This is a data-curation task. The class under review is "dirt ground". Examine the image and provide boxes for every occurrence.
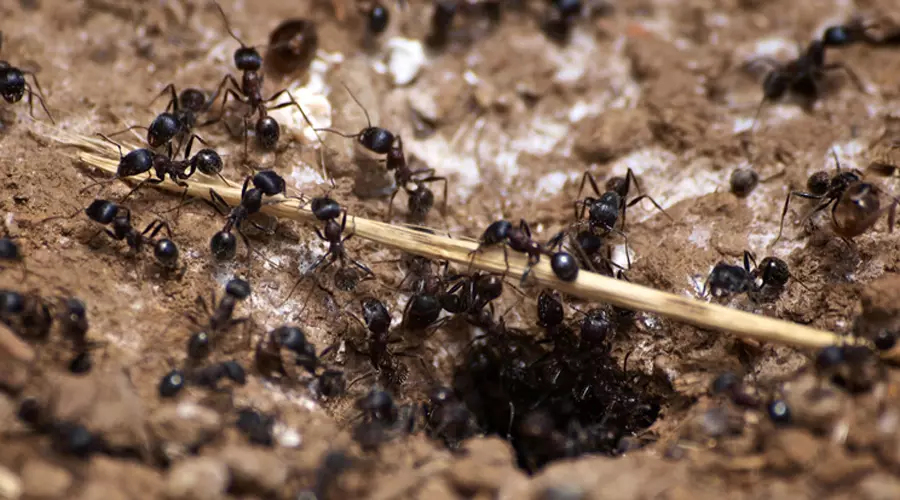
[4,0,900,498]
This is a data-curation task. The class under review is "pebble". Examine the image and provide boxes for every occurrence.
[267,86,333,143]
[21,460,72,498]
[165,457,229,500]
[573,108,651,163]
[387,38,426,86]
[221,445,288,494]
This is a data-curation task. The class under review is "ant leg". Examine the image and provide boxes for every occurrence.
[418,176,448,215]
[772,190,826,246]
[106,125,151,138]
[148,83,178,112]
[624,168,644,196]
[624,194,673,229]
[119,177,154,203]
[265,91,324,143]
[821,63,867,93]
[22,74,54,123]
[576,171,603,202]
[545,230,566,251]
[348,258,375,280]
[202,75,244,124]
[520,219,532,239]
[202,85,247,128]
[610,228,632,268]
[207,189,231,215]
[386,187,401,221]
[743,250,758,273]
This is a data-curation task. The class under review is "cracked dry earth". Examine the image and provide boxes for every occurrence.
[4,0,900,499]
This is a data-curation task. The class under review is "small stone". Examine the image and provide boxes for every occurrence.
[21,460,72,498]
[220,445,288,494]
[165,458,229,500]
[387,38,426,86]
[573,108,651,163]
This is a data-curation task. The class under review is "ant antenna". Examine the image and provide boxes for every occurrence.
[340,82,372,129]
[830,148,842,171]
[96,132,125,159]
[213,1,248,48]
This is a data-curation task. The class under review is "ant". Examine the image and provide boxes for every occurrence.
[206,2,319,155]
[0,289,52,340]
[157,360,247,398]
[184,278,251,364]
[541,0,582,42]
[288,196,375,295]
[709,371,762,409]
[83,199,179,268]
[425,1,456,49]
[386,138,448,220]
[469,219,550,283]
[701,250,792,299]
[208,175,277,260]
[17,399,104,458]
[746,39,865,125]
[424,386,477,448]
[363,1,390,36]
[352,388,417,451]
[83,134,224,198]
[110,85,211,152]
[255,325,344,396]
[314,83,396,155]
[346,298,426,390]
[0,32,54,123]
[575,168,670,231]
[773,151,898,244]
[814,344,883,394]
[235,407,276,446]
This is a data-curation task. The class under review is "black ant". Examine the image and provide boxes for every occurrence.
[206,2,319,155]
[17,399,104,458]
[314,82,396,155]
[469,219,550,283]
[746,39,865,125]
[773,151,897,244]
[575,168,670,241]
[0,32,54,123]
[184,278,251,364]
[364,1,390,36]
[208,175,279,260]
[83,134,224,199]
[0,289,52,340]
[352,387,417,451]
[425,1,456,49]
[290,196,375,294]
[84,199,180,268]
[814,344,883,394]
[255,325,341,395]
[111,85,211,151]
[385,137,448,220]
[346,298,425,390]
[157,360,246,398]
[235,407,276,446]
[424,386,477,448]
[701,250,793,299]
[541,0,581,42]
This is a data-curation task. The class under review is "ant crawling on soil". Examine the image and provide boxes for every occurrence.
[206,2,320,155]
[83,133,224,199]
[746,38,865,125]
[0,32,54,123]
[385,137,448,221]
[183,278,251,364]
[424,386,478,448]
[284,195,375,298]
[208,172,286,260]
[314,82,397,155]
[773,151,898,245]
[701,250,793,299]
[814,344,884,394]
[1,289,52,339]
[83,199,180,268]
[255,324,345,396]
[109,85,212,152]
[235,407,276,446]
[347,298,416,389]
[352,387,417,451]
[158,360,247,398]
[17,398,104,458]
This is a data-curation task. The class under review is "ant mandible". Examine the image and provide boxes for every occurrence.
[0,32,54,123]
[205,2,320,155]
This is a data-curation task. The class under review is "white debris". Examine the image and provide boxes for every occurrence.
[268,86,333,143]
[387,37,426,86]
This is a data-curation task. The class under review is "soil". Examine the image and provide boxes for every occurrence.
[3,0,900,499]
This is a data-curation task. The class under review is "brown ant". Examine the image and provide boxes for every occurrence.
[773,151,898,245]
[0,31,54,123]
[314,83,396,155]
[385,137,448,221]
[206,2,319,155]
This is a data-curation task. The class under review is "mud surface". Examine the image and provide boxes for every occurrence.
[3,0,900,498]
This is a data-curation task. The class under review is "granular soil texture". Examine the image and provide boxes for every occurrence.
[3,0,900,499]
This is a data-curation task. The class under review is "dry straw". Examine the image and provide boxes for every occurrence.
[51,131,888,360]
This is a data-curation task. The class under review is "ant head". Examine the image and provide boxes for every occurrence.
[274,325,307,352]
[0,237,21,261]
[222,360,247,384]
[318,369,346,397]
[179,88,207,112]
[211,231,237,260]
[147,112,180,148]
[359,127,395,155]
[0,66,25,103]
[225,277,252,299]
[1,289,25,315]
[193,149,223,176]
[874,330,897,351]
[235,46,263,71]
[823,25,855,47]
[758,257,789,287]
[85,199,119,225]
[481,219,512,244]
[367,3,390,35]
[153,239,179,268]
[806,171,831,196]
[159,369,186,398]
[361,298,391,335]
[815,345,845,372]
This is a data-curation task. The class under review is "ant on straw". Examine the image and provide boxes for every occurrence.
[773,150,898,245]
[314,82,396,155]
[204,2,320,156]
[0,31,54,123]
